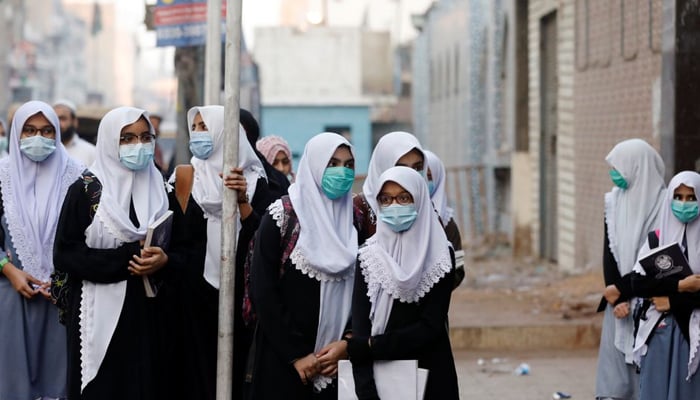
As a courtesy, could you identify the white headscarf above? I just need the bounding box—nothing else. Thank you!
[186,105,266,289]
[605,139,666,276]
[275,132,357,391]
[358,166,452,336]
[424,149,454,226]
[362,131,424,215]
[653,171,700,380]
[0,101,84,283]
[604,139,665,364]
[79,107,169,391]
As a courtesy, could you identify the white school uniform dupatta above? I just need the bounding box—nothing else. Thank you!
[0,101,84,283]
[358,167,452,336]
[186,105,266,289]
[282,132,357,391]
[79,107,169,391]
[604,139,665,363]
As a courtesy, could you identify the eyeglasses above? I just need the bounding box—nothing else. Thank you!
[22,125,56,137]
[119,133,155,145]
[377,192,413,207]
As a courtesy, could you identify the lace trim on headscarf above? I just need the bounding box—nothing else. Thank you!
[290,247,350,282]
[358,237,453,303]
[79,283,96,387]
[269,198,285,229]
[0,159,83,282]
[268,198,350,282]
[92,204,132,244]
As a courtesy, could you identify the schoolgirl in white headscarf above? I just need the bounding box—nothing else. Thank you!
[0,100,83,400]
[595,139,665,400]
[248,132,358,399]
[632,171,700,400]
[54,106,170,399]
[161,105,270,399]
[362,132,424,214]
[347,166,459,399]
[355,131,424,243]
[186,105,266,289]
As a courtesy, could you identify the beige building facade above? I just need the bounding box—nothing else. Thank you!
[526,0,664,271]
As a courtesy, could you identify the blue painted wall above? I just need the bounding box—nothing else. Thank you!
[260,105,371,174]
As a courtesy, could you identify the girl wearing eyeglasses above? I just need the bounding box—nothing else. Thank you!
[354,131,425,245]
[346,166,459,400]
[0,101,84,400]
[53,107,170,399]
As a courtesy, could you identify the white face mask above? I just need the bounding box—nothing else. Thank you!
[20,135,56,162]
[119,142,155,171]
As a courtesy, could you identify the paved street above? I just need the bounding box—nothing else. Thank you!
[455,349,597,399]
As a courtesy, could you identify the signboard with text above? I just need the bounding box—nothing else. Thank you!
[154,0,226,47]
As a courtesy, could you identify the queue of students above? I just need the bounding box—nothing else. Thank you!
[7,100,700,400]
[0,101,463,400]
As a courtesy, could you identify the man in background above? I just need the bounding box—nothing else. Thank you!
[53,100,96,166]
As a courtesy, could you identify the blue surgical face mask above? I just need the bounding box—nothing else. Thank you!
[189,131,214,160]
[609,169,628,189]
[0,137,8,154]
[672,200,699,224]
[321,166,355,200]
[119,142,155,171]
[379,204,418,233]
[20,135,56,162]
[427,180,436,196]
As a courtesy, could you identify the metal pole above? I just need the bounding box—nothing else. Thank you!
[216,0,241,398]
[205,0,222,104]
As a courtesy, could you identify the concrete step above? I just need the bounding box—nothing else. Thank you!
[449,319,602,351]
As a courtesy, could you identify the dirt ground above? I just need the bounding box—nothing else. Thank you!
[450,247,606,327]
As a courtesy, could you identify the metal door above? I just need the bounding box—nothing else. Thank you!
[539,11,558,262]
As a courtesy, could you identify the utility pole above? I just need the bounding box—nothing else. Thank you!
[204,0,222,104]
[216,0,241,398]
[0,0,10,116]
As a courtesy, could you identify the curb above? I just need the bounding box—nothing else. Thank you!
[449,321,602,351]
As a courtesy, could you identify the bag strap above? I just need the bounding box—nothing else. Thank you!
[175,165,194,213]
[647,230,660,250]
[280,196,299,266]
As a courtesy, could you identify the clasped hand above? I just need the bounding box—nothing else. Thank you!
[4,263,51,300]
[293,340,349,385]
[128,246,168,276]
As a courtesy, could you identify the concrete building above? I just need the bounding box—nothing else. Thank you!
[64,1,134,107]
[412,0,514,248]
[254,25,398,174]
[524,0,668,271]
[0,0,89,114]
[412,0,700,272]
[0,0,137,119]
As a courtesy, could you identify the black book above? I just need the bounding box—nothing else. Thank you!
[638,242,692,280]
[142,210,174,297]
